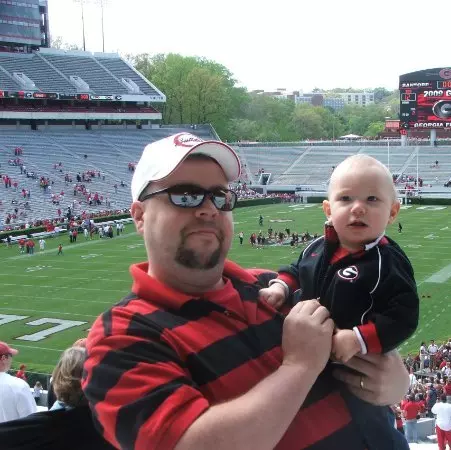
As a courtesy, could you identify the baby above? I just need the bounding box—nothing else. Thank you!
[260,154,419,449]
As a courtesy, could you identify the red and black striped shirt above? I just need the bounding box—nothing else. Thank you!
[82,260,366,450]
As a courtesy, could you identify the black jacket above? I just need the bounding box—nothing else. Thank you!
[0,405,115,450]
[280,225,419,353]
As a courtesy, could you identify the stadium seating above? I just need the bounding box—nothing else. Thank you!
[0,53,75,93]
[232,144,451,186]
[0,126,218,224]
[0,50,163,97]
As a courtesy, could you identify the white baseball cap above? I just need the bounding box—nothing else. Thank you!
[131,133,241,201]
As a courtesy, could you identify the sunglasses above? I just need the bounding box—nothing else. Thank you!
[139,184,237,211]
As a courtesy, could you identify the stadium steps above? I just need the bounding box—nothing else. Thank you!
[395,146,419,181]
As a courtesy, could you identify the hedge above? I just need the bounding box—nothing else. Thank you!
[304,196,327,203]
[407,197,451,205]
[236,197,283,208]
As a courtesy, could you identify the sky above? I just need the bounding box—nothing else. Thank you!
[47,0,449,92]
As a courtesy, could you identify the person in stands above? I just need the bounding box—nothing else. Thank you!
[0,346,114,450]
[82,134,410,450]
[15,363,27,382]
[0,342,36,423]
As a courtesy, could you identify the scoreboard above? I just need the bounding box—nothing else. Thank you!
[399,68,451,129]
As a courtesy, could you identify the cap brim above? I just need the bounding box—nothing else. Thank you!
[10,348,18,355]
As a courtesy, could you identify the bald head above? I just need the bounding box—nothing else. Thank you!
[329,154,397,202]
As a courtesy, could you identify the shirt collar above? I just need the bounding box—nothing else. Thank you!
[324,221,386,252]
[130,259,258,310]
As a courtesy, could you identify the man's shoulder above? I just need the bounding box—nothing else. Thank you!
[0,372,28,389]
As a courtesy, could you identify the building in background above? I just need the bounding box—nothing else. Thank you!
[252,89,345,111]
[339,91,374,106]
[295,92,345,111]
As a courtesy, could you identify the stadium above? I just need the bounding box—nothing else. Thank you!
[0,1,450,448]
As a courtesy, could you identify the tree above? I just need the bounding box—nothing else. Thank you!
[51,36,82,51]
[292,104,326,140]
[365,121,385,137]
[373,87,392,103]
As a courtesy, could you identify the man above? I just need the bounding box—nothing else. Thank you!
[0,341,36,423]
[429,340,439,371]
[431,395,451,450]
[82,133,410,450]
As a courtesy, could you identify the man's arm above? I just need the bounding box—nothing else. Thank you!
[175,301,334,450]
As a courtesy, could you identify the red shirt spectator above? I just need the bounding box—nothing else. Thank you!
[16,364,27,381]
[403,399,421,420]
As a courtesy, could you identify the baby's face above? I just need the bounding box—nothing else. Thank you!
[323,165,399,251]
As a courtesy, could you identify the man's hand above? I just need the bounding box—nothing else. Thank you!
[282,299,334,374]
[332,329,361,363]
[332,351,409,406]
[259,284,286,309]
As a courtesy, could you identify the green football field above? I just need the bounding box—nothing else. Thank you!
[0,202,450,374]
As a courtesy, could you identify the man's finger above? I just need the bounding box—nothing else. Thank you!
[341,354,377,376]
[311,305,330,323]
[332,367,374,393]
[295,299,320,315]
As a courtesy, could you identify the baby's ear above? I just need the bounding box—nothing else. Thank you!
[322,200,331,219]
[388,200,401,224]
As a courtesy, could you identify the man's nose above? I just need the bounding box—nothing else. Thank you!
[194,195,218,219]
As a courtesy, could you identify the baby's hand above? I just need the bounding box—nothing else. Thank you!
[331,329,361,363]
[259,283,286,309]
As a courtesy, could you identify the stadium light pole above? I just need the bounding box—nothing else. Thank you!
[77,0,87,51]
[100,0,105,52]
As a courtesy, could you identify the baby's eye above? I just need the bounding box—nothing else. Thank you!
[367,196,378,202]
[339,196,351,201]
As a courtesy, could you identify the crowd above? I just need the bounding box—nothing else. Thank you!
[392,339,451,444]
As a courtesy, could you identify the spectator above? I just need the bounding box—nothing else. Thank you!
[0,346,114,450]
[0,341,36,423]
[32,381,42,405]
[15,363,27,382]
[431,395,451,450]
[82,133,410,450]
[402,394,421,444]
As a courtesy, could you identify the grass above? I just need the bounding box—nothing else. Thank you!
[0,202,450,373]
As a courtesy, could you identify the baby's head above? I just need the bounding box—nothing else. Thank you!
[323,154,400,251]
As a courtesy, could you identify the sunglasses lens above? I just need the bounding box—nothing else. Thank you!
[212,191,236,211]
[170,193,204,208]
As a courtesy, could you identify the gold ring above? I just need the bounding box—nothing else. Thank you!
[360,376,365,390]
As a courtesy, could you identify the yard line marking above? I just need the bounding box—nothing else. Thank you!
[0,307,98,318]
[11,344,64,352]
[0,294,112,304]
[7,232,138,260]
[0,283,122,292]
[424,262,451,284]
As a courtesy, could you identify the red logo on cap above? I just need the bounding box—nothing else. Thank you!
[173,133,204,148]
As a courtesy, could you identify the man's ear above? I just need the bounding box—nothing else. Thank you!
[130,202,145,235]
[388,200,401,224]
[322,200,331,219]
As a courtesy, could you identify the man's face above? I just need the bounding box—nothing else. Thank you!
[131,158,234,291]
[0,354,12,371]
